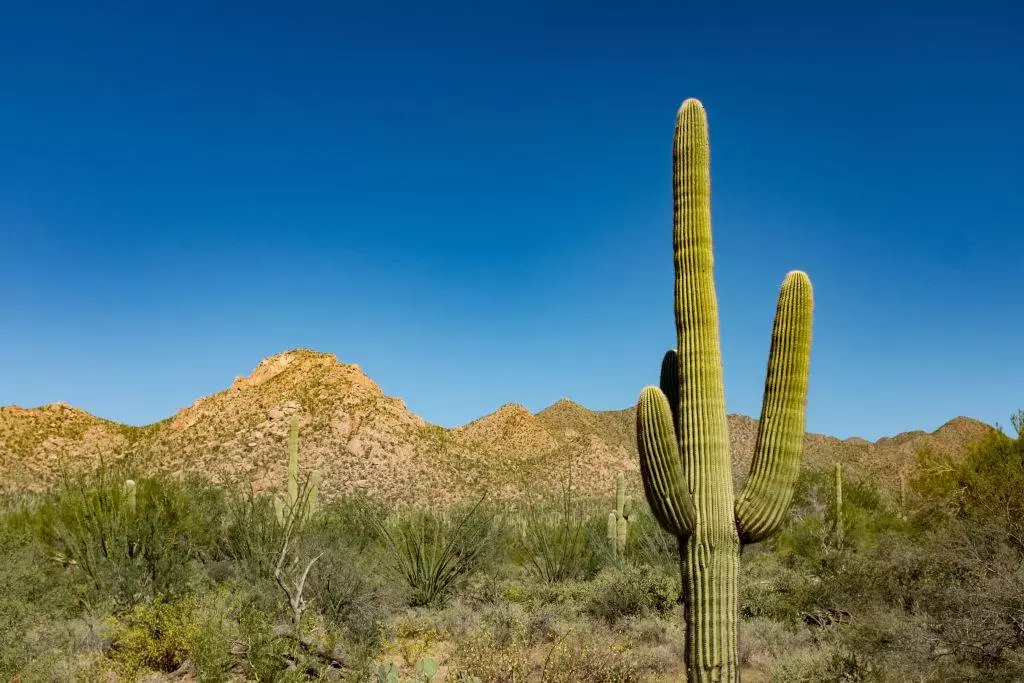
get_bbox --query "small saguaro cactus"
[124,479,137,513]
[274,415,320,527]
[834,461,845,548]
[607,473,633,556]
[636,98,814,681]
[898,472,908,521]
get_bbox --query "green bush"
[585,564,678,625]
[221,488,286,585]
[34,468,225,604]
[108,594,232,680]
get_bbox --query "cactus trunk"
[636,98,815,681]
[682,540,740,682]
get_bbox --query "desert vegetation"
[1,418,1023,681]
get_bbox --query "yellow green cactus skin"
[636,98,814,681]
[608,474,633,556]
[275,415,320,527]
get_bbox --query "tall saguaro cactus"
[636,98,814,681]
[275,415,320,528]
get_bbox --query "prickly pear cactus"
[635,98,815,681]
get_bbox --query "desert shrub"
[585,564,678,625]
[221,488,286,585]
[740,551,822,624]
[537,627,644,682]
[480,602,529,647]
[107,594,232,680]
[315,491,389,550]
[738,617,813,671]
[305,548,386,643]
[34,467,225,604]
[0,516,84,677]
[628,506,680,571]
[448,625,529,682]
[770,645,877,683]
[517,496,593,583]
[376,500,494,606]
[914,423,1024,549]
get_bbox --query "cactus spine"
[275,415,320,527]
[834,461,844,549]
[608,474,632,556]
[636,99,814,681]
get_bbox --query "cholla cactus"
[274,415,320,527]
[636,99,814,681]
[607,473,632,556]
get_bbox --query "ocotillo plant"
[607,473,633,556]
[636,98,814,681]
[274,415,320,528]
[834,461,845,549]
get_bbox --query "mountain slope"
[0,349,994,503]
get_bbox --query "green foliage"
[914,425,1024,548]
[518,496,592,583]
[108,595,232,680]
[34,466,225,604]
[3,421,1023,681]
[376,500,494,606]
[221,488,286,585]
[585,564,679,625]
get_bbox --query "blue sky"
[1,1,1021,439]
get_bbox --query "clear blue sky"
[1,1,1021,439]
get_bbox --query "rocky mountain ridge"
[0,349,993,504]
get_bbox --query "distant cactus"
[124,479,137,513]
[898,472,907,521]
[635,99,814,681]
[834,461,845,548]
[274,415,319,527]
[607,473,632,556]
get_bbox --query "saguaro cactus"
[636,99,814,681]
[124,479,137,514]
[834,461,845,548]
[275,415,320,527]
[607,474,633,556]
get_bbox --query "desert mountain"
[0,349,993,504]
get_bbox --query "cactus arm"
[735,271,814,544]
[615,474,626,515]
[637,386,696,537]
[660,349,681,438]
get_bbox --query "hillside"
[0,349,993,504]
